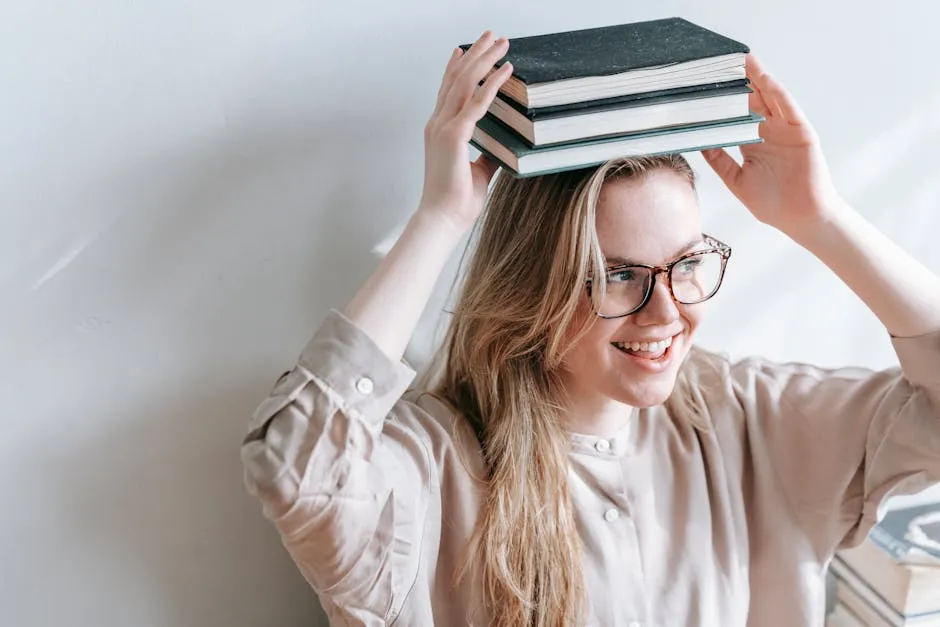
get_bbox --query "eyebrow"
[604,236,706,266]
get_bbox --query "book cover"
[460,17,749,85]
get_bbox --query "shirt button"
[603,508,620,522]
[594,438,610,452]
[355,377,374,395]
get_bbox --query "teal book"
[470,112,763,178]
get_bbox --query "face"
[561,169,708,416]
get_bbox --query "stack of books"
[827,502,940,626]
[465,18,762,178]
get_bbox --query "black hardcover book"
[460,18,749,108]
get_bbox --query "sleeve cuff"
[890,327,940,391]
[295,309,417,426]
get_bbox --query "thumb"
[473,154,500,180]
[702,148,742,192]
[470,153,500,189]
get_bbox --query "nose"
[634,270,680,325]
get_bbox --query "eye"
[675,257,704,276]
[607,268,639,283]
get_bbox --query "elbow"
[240,374,321,517]
[241,431,301,520]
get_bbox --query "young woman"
[241,31,940,626]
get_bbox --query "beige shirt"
[241,310,940,626]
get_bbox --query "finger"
[455,30,496,78]
[433,32,493,119]
[701,148,742,191]
[747,81,771,118]
[441,37,509,119]
[746,54,780,117]
[442,36,508,119]
[453,62,513,130]
[758,71,808,125]
[434,31,493,113]
[433,47,465,116]
[747,53,808,124]
[745,54,780,118]
[745,52,772,87]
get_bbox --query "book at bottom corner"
[830,501,940,625]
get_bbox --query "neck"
[563,394,637,436]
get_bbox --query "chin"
[619,379,677,408]
[612,352,686,407]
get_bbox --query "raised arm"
[241,32,512,623]
[702,54,940,338]
[345,31,513,359]
[702,54,940,560]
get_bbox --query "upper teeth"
[615,336,673,353]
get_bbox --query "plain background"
[2,1,938,625]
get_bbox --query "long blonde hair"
[431,156,716,626]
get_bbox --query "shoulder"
[397,388,486,480]
[688,346,901,448]
[687,345,865,409]
[679,346,796,436]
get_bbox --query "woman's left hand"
[702,54,846,237]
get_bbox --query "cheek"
[566,326,605,364]
[679,302,707,337]
[562,310,619,368]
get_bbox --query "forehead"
[595,169,702,265]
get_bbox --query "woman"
[241,31,940,626]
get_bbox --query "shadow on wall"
[50,102,419,626]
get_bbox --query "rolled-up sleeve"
[241,310,436,625]
[729,329,940,557]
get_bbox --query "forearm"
[343,206,468,361]
[790,199,940,338]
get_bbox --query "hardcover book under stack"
[827,502,940,626]
[464,18,762,177]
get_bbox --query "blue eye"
[608,268,639,283]
[675,257,703,275]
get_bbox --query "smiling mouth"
[611,335,675,360]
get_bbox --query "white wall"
[1,1,937,625]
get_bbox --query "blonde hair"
[430,156,719,626]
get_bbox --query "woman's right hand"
[418,31,513,232]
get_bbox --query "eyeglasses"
[586,235,732,319]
